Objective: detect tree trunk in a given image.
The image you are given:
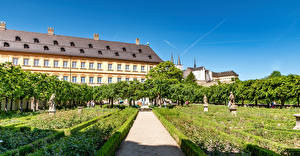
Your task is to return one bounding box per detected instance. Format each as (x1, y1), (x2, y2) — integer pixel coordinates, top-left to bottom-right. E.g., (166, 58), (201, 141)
(129, 100), (132, 106)
(20, 99), (23, 112)
(242, 98), (244, 106)
(33, 97), (37, 112)
(255, 99), (258, 106)
(26, 100), (29, 111)
(5, 97), (8, 112)
(297, 93), (299, 106)
(10, 98), (13, 111)
(281, 99), (285, 109)
(110, 98), (114, 108)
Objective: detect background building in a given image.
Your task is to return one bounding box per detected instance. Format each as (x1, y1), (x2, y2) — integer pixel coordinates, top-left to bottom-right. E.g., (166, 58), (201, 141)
(180, 57), (239, 86)
(0, 22), (162, 85)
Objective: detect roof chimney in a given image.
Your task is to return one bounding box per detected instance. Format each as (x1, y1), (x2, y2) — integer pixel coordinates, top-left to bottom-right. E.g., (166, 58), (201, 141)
(48, 27), (54, 35)
(136, 38), (140, 45)
(0, 21), (6, 30)
(94, 33), (99, 40)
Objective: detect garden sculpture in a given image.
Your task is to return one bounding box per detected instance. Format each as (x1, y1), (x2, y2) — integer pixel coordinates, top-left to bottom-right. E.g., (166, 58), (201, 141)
(203, 95), (208, 112)
(48, 94), (56, 115)
(294, 114), (300, 130)
(229, 92), (237, 116)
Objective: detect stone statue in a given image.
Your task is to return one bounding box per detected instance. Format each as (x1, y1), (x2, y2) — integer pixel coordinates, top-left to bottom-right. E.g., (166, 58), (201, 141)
(229, 92), (235, 106)
(203, 95), (208, 112)
(203, 95), (208, 105)
(229, 92), (237, 116)
(48, 94), (56, 114)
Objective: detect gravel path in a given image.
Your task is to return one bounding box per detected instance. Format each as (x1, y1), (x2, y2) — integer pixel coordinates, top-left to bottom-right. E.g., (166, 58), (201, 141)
(116, 111), (184, 156)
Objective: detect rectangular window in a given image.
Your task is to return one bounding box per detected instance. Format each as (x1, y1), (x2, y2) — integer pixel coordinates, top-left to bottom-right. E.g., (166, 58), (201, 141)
(133, 78), (137, 81)
(81, 62), (86, 69)
(89, 77), (94, 84)
(81, 77), (86, 83)
(117, 64), (122, 70)
(23, 58), (29, 66)
(108, 77), (112, 84)
(108, 64), (113, 70)
(97, 77), (102, 83)
(63, 76), (68, 81)
(34, 59), (39, 66)
(44, 60), (49, 67)
(63, 61), (68, 68)
(97, 63), (102, 69)
(72, 76), (77, 83)
(133, 65), (137, 71)
(141, 78), (145, 83)
(89, 63), (94, 69)
(150, 66), (153, 70)
(117, 78), (121, 82)
(141, 66), (145, 71)
(13, 58), (18, 65)
(54, 60), (59, 67)
(72, 61), (77, 68)
(126, 78), (130, 82)
(125, 65), (130, 71)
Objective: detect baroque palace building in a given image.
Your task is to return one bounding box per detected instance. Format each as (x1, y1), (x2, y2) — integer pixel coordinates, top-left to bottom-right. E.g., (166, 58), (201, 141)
(0, 22), (162, 85)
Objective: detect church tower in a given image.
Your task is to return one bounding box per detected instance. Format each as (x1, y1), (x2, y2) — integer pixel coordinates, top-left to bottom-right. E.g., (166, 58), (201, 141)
(175, 55), (183, 70)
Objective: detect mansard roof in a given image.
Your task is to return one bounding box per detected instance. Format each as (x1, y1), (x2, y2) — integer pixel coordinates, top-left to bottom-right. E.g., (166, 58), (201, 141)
(0, 29), (162, 63)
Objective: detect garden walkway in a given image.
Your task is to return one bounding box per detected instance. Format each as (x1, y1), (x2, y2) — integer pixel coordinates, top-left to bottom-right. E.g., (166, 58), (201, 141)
(116, 111), (184, 156)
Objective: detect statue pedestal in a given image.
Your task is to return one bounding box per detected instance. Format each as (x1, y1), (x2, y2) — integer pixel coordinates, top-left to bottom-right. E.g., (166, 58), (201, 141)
(293, 114), (300, 130)
(48, 110), (56, 115)
(78, 106), (83, 114)
(229, 105), (237, 117)
(203, 104), (208, 112)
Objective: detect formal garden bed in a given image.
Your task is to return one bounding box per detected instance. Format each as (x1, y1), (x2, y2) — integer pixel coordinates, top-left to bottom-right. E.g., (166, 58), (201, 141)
(154, 105), (300, 155)
(0, 106), (136, 155)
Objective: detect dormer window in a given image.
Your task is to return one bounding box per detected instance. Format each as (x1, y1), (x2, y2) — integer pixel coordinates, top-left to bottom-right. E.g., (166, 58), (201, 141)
(115, 52), (119, 56)
(44, 46), (49, 50)
(88, 44), (93, 48)
(60, 47), (65, 52)
(53, 40), (59, 45)
(15, 36), (21, 41)
(98, 50), (102, 55)
(138, 49), (142, 53)
(122, 47), (126, 51)
(80, 49), (85, 53)
(132, 54), (136, 58)
(33, 38), (39, 43)
(3, 42), (9, 47)
(148, 55), (152, 59)
(24, 44), (29, 49)
(70, 42), (75, 47)
(106, 46), (110, 50)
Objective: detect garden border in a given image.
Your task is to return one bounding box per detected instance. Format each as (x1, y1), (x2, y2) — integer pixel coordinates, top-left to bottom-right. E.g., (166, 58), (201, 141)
(153, 108), (207, 156)
(96, 109), (138, 156)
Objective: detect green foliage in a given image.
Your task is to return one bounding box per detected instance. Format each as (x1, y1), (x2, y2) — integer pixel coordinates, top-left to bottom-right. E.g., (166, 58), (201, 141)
(153, 108), (206, 156)
(184, 72), (197, 84)
(267, 71), (282, 78)
(96, 108), (138, 156)
(155, 105), (300, 155)
(30, 108), (137, 156)
(147, 61), (183, 81)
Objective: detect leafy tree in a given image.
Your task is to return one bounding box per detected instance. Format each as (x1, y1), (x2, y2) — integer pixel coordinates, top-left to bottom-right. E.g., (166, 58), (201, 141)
(184, 72), (197, 84)
(267, 71), (282, 78)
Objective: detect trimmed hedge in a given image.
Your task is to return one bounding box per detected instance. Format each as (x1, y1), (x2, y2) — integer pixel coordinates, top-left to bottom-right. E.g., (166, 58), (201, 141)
(1, 130), (64, 156)
(96, 109), (138, 156)
(246, 145), (281, 156)
(153, 109), (206, 156)
(64, 111), (115, 135)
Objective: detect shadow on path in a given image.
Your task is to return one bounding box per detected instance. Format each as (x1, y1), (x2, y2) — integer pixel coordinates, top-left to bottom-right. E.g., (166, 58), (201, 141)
(116, 140), (184, 156)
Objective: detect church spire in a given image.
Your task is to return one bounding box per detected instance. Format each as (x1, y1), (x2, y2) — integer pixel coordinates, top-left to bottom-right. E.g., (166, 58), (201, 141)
(171, 53), (174, 64)
(194, 57), (196, 68)
(178, 56), (181, 65)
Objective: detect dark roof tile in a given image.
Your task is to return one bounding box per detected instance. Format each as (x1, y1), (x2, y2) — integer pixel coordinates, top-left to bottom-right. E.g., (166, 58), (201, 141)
(0, 29), (163, 63)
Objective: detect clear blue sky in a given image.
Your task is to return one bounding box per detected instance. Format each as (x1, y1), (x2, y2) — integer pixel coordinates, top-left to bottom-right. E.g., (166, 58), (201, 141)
(1, 0), (300, 80)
